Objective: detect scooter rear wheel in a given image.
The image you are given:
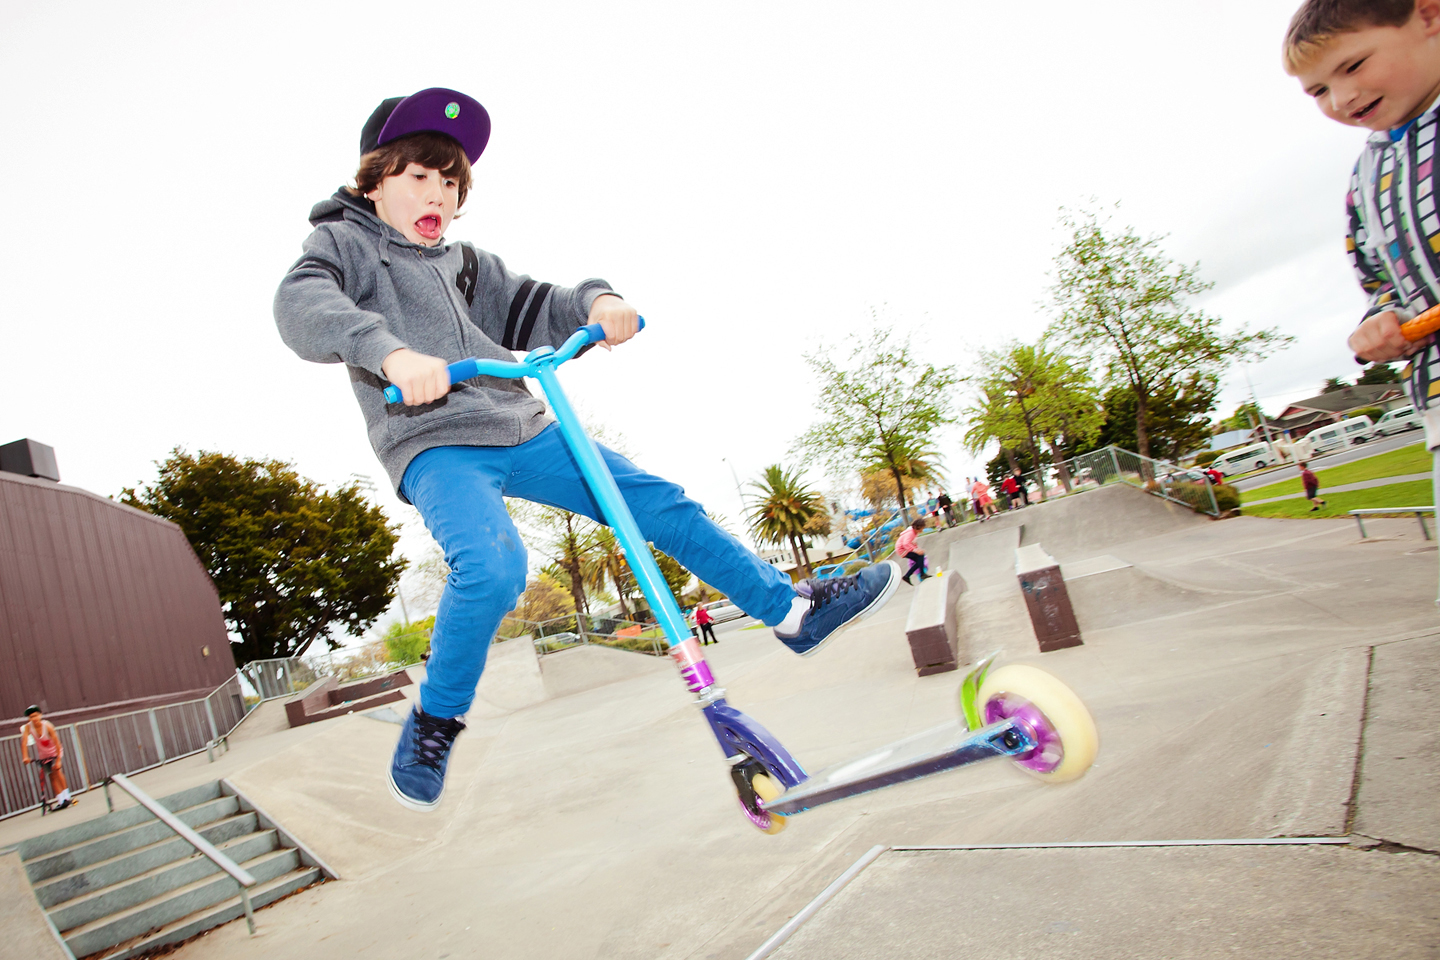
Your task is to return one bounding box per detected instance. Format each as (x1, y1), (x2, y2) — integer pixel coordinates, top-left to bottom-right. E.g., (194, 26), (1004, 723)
(977, 664), (1098, 783)
(751, 773), (788, 835)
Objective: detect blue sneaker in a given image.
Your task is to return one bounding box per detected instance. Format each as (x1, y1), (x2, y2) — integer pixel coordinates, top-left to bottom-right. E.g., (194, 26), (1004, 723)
(387, 706), (465, 812)
(775, 560), (902, 656)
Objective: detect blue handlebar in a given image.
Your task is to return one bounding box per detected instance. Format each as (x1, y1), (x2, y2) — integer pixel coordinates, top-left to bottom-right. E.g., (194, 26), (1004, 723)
(383, 316), (644, 404)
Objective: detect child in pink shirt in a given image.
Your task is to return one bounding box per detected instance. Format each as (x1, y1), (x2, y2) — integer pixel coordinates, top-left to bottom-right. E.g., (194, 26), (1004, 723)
(896, 518), (929, 584)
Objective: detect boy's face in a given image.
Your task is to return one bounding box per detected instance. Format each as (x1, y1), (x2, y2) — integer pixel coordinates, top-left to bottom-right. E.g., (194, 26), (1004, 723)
(367, 162), (459, 246)
(1294, 5), (1440, 131)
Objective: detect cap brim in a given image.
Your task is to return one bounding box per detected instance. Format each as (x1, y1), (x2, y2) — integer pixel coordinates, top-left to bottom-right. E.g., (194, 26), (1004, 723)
(376, 88), (491, 163)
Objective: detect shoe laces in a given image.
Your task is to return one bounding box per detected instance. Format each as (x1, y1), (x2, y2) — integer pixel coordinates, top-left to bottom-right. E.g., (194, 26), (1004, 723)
(412, 711), (465, 769)
(801, 572), (861, 610)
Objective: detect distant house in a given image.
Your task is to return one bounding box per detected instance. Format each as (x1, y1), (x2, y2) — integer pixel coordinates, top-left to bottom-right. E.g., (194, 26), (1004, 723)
(1206, 428), (1256, 451)
(1271, 385), (1408, 437)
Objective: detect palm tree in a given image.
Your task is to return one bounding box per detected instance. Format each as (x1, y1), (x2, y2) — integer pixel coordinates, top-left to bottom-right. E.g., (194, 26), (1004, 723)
(748, 465), (827, 577)
(580, 528), (635, 619)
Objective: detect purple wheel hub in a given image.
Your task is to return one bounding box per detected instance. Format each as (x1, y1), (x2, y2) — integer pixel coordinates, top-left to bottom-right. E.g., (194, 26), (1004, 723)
(984, 692), (1064, 774)
(738, 796), (773, 831)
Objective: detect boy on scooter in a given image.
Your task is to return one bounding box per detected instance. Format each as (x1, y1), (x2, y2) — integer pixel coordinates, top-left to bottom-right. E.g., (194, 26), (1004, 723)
(1285, 0), (1440, 598)
(274, 88), (900, 812)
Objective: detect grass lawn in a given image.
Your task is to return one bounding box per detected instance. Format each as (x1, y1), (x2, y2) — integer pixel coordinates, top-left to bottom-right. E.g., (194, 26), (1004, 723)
(1239, 479), (1432, 518)
(1241, 442), (1430, 501)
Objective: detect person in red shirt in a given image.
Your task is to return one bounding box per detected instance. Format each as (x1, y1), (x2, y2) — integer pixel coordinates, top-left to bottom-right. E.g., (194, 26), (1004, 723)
(20, 706), (72, 810)
(1000, 474), (1020, 509)
(1299, 461), (1327, 512)
(694, 603), (718, 645)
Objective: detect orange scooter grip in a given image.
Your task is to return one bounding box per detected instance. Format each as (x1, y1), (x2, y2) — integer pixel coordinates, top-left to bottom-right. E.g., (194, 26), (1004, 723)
(1401, 304), (1440, 341)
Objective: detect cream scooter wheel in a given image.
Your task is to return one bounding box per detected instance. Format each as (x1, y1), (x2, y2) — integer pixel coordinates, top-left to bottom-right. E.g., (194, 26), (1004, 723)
(977, 664), (1098, 783)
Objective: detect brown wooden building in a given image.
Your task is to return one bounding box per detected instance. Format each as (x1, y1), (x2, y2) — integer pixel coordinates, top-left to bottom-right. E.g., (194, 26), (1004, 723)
(0, 445), (235, 727)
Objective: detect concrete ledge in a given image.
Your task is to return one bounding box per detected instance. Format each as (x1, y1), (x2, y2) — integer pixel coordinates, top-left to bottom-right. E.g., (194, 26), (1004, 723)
(1015, 544), (1082, 652)
(284, 671), (412, 728)
(903, 571), (966, 676)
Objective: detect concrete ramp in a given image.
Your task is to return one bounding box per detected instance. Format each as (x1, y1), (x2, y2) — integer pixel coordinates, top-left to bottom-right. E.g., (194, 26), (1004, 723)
(917, 645), (1368, 845)
(471, 636), (549, 716)
(947, 526), (1034, 658)
(768, 843), (1438, 960)
(538, 644), (670, 699)
(1064, 557), (1270, 631)
(0, 849), (71, 960)
(1017, 482), (1211, 561)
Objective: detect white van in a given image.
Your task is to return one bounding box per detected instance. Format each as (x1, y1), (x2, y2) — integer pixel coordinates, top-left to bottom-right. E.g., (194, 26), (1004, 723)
(1371, 405), (1421, 437)
(1308, 416), (1375, 452)
(1210, 442), (1277, 477)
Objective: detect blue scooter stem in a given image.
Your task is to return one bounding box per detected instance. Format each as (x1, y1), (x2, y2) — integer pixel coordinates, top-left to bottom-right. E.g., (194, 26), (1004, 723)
(532, 362), (694, 651)
(382, 319), (643, 404)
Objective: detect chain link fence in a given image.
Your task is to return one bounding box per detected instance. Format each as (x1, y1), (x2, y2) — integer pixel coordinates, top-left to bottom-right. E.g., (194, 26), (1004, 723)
(1007, 445), (1220, 516)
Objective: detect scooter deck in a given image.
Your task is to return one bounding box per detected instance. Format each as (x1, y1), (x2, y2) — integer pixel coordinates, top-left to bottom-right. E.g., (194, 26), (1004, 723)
(760, 716), (1035, 817)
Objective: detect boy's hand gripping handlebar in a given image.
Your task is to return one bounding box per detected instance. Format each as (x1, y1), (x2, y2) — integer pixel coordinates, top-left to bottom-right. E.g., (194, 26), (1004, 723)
(1401, 304), (1440, 341)
(382, 318), (644, 404)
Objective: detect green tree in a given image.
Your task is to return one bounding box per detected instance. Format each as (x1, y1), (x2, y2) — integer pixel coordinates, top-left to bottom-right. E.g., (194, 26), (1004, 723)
(1356, 362), (1401, 385)
(511, 502), (596, 616)
(1321, 376), (1349, 394)
(1090, 376), (1220, 461)
(748, 464), (827, 576)
(383, 615), (434, 664)
(964, 341), (1102, 498)
(1221, 401), (1266, 433)
(121, 449), (404, 665)
(1048, 207), (1290, 460)
(797, 327), (962, 511)
(513, 572), (576, 624)
(582, 528), (636, 619)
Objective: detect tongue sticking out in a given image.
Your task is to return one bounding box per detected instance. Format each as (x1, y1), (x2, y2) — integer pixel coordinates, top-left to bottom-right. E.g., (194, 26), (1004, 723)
(415, 216), (442, 240)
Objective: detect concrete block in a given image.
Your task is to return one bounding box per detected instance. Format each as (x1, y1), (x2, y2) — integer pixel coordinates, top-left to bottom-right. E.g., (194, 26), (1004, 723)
(1015, 544), (1082, 652)
(903, 570), (965, 675)
(283, 676), (337, 728)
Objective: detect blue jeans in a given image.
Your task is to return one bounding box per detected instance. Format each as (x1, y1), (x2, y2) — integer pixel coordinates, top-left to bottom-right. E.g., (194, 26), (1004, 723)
(401, 425), (797, 718)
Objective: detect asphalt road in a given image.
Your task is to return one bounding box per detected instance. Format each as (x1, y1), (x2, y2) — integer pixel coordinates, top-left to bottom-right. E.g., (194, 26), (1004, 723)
(1230, 431), (1425, 491)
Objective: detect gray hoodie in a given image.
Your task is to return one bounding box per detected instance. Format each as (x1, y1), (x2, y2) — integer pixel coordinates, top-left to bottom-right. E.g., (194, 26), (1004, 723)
(274, 190), (616, 498)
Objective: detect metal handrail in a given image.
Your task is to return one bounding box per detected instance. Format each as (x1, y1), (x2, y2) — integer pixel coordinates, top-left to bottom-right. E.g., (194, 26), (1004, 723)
(108, 774), (258, 934)
(1349, 506), (1435, 540)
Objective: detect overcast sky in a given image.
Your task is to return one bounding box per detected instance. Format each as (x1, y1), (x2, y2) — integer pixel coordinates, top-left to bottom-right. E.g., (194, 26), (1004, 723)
(2, 0), (1379, 633)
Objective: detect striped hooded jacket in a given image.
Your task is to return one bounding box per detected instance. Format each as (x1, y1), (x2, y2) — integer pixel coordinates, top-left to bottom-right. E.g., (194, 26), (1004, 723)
(1346, 99), (1440, 411)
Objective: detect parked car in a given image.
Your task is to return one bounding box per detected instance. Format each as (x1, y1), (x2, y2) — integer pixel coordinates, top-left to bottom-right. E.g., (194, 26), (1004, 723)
(1371, 405), (1421, 437)
(1209, 443), (1277, 478)
(694, 599), (747, 624)
(1308, 416), (1375, 452)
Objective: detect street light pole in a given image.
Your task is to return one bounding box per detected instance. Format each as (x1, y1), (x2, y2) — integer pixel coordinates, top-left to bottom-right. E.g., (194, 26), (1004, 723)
(722, 457), (754, 548)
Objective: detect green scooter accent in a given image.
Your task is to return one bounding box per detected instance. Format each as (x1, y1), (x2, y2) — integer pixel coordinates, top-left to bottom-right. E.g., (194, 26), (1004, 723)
(958, 652), (1000, 731)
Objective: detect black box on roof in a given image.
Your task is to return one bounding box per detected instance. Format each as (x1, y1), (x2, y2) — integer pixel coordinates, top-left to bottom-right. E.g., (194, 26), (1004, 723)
(0, 438), (60, 482)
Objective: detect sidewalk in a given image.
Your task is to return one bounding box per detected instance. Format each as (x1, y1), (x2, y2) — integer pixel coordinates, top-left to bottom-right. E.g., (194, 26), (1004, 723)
(1242, 471), (1432, 505)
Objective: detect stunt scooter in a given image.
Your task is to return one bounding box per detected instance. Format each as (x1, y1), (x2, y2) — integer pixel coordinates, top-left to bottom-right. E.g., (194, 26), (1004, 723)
(386, 322), (1099, 833)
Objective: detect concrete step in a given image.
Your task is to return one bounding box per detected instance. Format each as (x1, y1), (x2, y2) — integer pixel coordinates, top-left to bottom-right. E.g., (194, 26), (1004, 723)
(49, 828), (279, 932)
(15, 782), (223, 862)
(93, 865), (322, 960)
(35, 811), (260, 908)
(24, 795), (239, 883)
(63, 846), (300, 958)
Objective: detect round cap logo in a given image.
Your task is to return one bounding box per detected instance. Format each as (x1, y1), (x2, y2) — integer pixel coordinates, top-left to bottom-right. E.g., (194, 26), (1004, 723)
(445, 102), (460, 119)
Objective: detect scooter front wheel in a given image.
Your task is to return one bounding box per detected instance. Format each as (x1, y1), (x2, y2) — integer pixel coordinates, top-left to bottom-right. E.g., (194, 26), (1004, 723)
(730, 758), (789, 834)
(977, 664), (1098, 783)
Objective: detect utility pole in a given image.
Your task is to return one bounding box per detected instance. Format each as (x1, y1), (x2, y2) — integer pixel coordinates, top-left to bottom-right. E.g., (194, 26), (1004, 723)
(1244, 369), (1280, 456)
(721, 457), (754, 549)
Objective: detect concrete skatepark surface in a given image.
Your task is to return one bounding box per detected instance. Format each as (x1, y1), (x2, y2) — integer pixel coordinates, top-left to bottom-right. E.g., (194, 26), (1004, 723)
(1, 483), (1436, 959)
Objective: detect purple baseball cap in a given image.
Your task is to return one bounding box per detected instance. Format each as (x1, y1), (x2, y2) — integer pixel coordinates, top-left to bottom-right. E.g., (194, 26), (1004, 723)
(359, 88), (491, 164)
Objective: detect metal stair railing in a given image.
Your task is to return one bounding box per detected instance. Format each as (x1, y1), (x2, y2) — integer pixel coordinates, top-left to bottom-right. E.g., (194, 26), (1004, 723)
(105, 773), (259, 935)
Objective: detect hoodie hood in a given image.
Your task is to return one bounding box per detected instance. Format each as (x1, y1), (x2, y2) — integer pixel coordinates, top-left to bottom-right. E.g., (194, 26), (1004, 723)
(307, 189), (449, 254)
